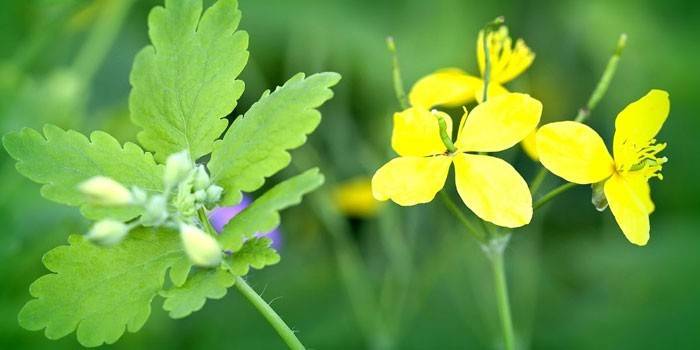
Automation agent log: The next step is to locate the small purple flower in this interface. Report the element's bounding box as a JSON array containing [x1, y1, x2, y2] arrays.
[[208, 196, 282, 250]]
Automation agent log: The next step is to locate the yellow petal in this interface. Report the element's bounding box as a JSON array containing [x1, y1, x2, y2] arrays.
[[520, 130, 539, 161], [392, 108, 451, 157], [604, 174, 652, 246], [453, 154, 532, 228], [536, 121, 614, 184], [455, 93, 542, 153], [372, 156, 452, 206], [613, 89, 670, 165], [474, 82, 510, 104], [408, 69, 482, 109]]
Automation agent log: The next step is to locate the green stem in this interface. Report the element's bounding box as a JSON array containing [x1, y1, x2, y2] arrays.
[[436, 114, 456, 153], [484, 237, 516, 350], [197, 209, 305, 350], [529, 167, 548, 195], [574, 34, 627, 123], [234, 277, 305, 350], [386, 37, 409, 109], [439, 191, 486, 243], [533, 182, 577, 210]]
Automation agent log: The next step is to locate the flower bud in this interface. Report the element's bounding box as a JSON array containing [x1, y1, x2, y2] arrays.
[[164, 151, 192, 187], [180, 224, 222, 267], [193, 166, 210, 190], [79, 176, 132, 206], [194, 189, 207, 202], [141, 195, 168, 227], [86, 219, 129, 246], [206, 185, 224, 203]]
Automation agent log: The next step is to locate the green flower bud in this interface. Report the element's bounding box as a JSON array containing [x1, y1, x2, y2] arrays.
[[206, 185, 223, 203], [79, 176, 132, 206], [194, 189, 207, 202], [131, 187, 148, 205], [179, 224, 222, 267], [193, 166, 210, 190], [164, 151, 192, 187], [86, 219, 129, 246], [141, 195, 168, 226]]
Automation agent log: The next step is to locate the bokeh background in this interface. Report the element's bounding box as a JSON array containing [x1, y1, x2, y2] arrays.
[[1, 0, 699, 349]]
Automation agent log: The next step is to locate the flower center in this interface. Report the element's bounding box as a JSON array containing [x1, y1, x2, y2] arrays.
[[619, 138, 667, 180]]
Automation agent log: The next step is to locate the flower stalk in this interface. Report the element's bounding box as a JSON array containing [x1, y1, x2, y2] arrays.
[[482, 234, 516, 350], [198, 208, 305, 350]]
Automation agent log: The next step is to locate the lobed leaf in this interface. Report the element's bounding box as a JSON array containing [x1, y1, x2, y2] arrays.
[[160, 268, 235, 319], [218, 168, 324, 251], [208, 72, 340, 205], [2, 125, 163, 221], [129, 0, 249, 161], [228, 237, 281, 276], [18, 228, 186, 347]]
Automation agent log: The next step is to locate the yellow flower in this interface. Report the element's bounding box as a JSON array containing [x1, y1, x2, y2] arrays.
[[520, 130, 539, 161], [535, 90, 670, 246], [333, 177, 381, 217], [408, 26, 535, 109], [372, 93, 542, 228]]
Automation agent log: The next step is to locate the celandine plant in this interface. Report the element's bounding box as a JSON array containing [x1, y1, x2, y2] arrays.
[[3, 0, 339, 348], [376, 18, 669, 349]]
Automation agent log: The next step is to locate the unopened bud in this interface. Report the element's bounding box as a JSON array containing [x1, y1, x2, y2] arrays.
[[86, 219, 129, 246], [206, 185, 223, 203], [164, 151, 192, 187], [79, 176, 132, 206], [193, 166, 210, 190], [141, 195, 168, 227], [131, 187, 148, 205], [180, 224, 222, 267], [194, 189, 207, 202]]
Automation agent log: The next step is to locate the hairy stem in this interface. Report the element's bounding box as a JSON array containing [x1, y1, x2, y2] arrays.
[[484, 238, 516, 350], [197, 208, 305, 350], [234, 277, 305, 350]]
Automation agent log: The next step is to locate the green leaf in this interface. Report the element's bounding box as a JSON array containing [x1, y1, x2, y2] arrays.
[[129, 0, 248, 161], [208, 72, 340, 205], [160, 268, 235, 319], [2, 125, 163, 221], [228, 237, 281, 276], [18, 228, 185, 347], [219, 168, 324, 251]]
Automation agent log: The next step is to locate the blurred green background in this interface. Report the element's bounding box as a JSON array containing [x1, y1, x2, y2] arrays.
[[1, 0, 698, 349]]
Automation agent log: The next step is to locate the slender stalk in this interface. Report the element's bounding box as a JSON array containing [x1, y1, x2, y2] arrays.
[[574, 34, 627, 123], [234, 277, 305, 350], [484, 240, 516, 350], [197, 208, 305, 350], [439, 191, 486, 243], [528, 167, 548, 195], [386, 37, 409, 109], [533, 182, 577, 210]]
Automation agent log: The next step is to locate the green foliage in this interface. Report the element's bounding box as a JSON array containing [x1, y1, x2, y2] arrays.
[[161, 268, 235, 319], [228, 237, 281, 276], [209, 72, 340, 205], [4, 0, 339, 346], [129, 0, 248, 162], [219, 168, 324, 251], [17, 229, 186, 347], [2, 124, 162, 221]]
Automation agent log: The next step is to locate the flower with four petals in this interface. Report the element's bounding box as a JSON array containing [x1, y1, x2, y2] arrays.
[[372, 93, 542, 228], [536, 90, 670, 245]]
